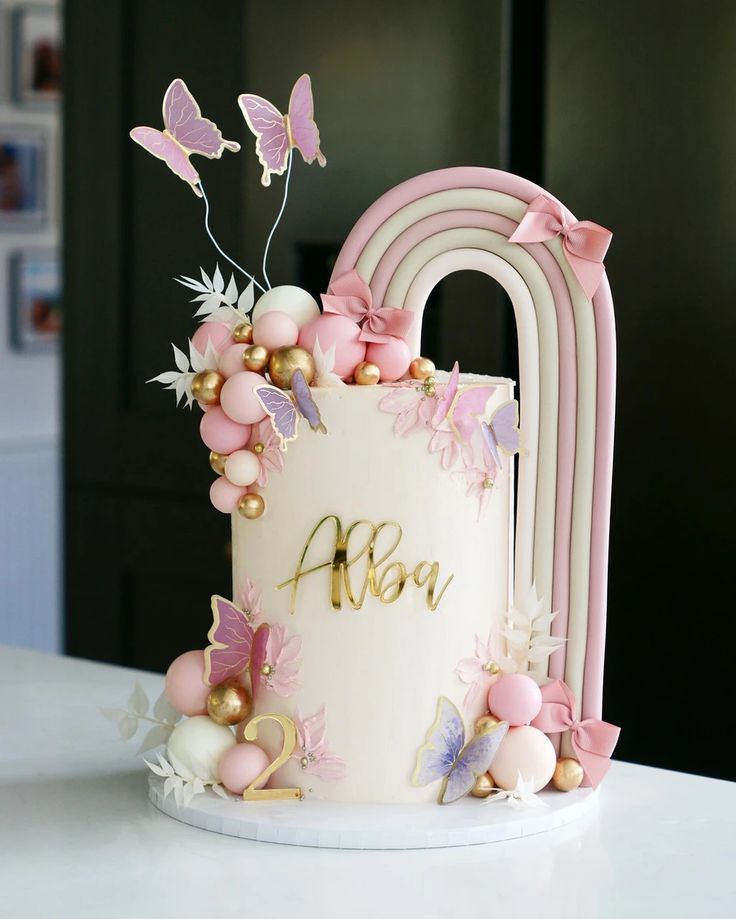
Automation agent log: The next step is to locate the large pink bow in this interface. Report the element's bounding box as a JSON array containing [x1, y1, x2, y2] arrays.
[[509, 195, 612, 299], [531, 679, 620, 788], [321, 270, 414, 344]]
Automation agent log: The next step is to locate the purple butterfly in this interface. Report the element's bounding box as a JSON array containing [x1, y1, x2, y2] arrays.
[[255, 369, 326, 452], [204, 595, 254, 686], [412, 696, 508, 804], [481, 400, 521, 468], [130, 79, 240, 196]]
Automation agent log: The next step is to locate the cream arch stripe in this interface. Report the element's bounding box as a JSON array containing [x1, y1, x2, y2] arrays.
[[331, 168, 614, 722]]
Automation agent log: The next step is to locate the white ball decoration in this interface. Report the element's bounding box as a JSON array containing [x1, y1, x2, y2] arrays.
[[166, 715, 236, 783], [490, 725, 557, 793], [224, 449, 261, 487], [251, 285, 320, 329]]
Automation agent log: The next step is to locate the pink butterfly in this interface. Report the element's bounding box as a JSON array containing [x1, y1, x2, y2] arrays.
[[432, 362, 496, 443], [204, 595, 254, 686], [130, 79, 240, 197], [238, 73, 326, 187], [481, 401, 521, 467]]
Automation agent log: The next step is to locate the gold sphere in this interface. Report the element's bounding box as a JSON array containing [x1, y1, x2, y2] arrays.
[[268, 346, 316, 389], [232, 321, 254, 344], [422, 376, 436, 397], [353, 361, 381, 385], [260, 663, 272, 676], [242, 345, 270, 373], [470, 772, 495, 798], [207, 681, 252, 726], [209, 450, 228, 475], [475, 713, 500, 734], [409, 356, 436, 381], [552, 757, 584, 792], [191, 370, 224, 405], [482, 660, 500, 674], [253, 442, 264, 454], [238, 493, 265, 519]]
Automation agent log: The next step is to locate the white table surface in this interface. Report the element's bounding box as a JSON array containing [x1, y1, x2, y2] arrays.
[[0, 646, 734, 919]]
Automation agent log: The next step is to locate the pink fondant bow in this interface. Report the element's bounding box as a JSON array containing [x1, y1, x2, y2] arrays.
[[509, 195, 612, 299], [531, 679, 620, 788], [321, 270, 414, 344]]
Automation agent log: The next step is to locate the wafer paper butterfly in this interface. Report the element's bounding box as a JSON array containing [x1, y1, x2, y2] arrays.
[[481, 402, 522, 467], [130, 79, 240, 197], [413, 696, 508, 804], [204, 595, 271, 699], [255, 369, 327, 452], [238, 73, 326, 187], [432, 362, 496, 443]]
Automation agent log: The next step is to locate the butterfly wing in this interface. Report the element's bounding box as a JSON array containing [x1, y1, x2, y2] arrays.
[[291, 369, 327, 433], [129, 127, 202, 195], [489, 400, 521, 455], [204, 596, 254, 685], [432, 362, 459, 427], [238, 94, 289, 186], [481, 421, 501, 469], [450, 385, 496, 442], [255, 385, 299, 451], [442, 721, 509, 804], [412, 696, 466, 789], [163, 78, 240, 158], [287, 73, 326, 167], [249, 623, 270, 701]]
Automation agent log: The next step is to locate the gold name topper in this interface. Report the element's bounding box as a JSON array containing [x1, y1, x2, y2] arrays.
[[277, 516, 453, 614]]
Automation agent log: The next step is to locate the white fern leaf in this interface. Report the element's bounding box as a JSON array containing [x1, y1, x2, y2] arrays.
[[238, 281, 255, 314], [152, 692, 181, 725], [212, 264, 224, 294], [119, 715, 138, 742], [211, 782, 229, 799], [175, 274, 210, 294], [224, 274, 238, 305]]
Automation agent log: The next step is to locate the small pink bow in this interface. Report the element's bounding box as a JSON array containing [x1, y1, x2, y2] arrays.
[[509, 195, 612, 299], [531, 679, 620, 788], [321, 270, 414, 344]]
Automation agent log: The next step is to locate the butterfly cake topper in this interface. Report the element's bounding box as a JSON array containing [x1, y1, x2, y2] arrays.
[[255, 368, 327, 452]]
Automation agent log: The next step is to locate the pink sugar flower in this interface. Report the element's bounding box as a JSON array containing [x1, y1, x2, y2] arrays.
[[237, 576, 264, 626], [292, 705, 347, 780], [379, 381, 445, 436], [248, 418, 285, 487], [455, 629, 515, 709], [261, 624, 301, 697]]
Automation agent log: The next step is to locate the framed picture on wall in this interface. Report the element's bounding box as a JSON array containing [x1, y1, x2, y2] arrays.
[[9, 248, 62, 353], [0, 126, 48, 229], [12, 5, 62, 106]]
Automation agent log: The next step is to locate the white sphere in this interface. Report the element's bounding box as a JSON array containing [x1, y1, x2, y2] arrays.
[[167, 715, 236, 783], [251, 285, 320, 329], [224, 449, 261, 487], [490, 725, 557, 793]]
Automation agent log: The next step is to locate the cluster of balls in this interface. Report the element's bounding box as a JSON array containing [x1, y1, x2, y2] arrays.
[[164, 649, 273, 796], [188, 285, 433, 517], [470, 673, 585, 797]]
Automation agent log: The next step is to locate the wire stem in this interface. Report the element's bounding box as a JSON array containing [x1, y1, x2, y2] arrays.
[[200, 180, 265, 293], [261, 149, 293, 290]]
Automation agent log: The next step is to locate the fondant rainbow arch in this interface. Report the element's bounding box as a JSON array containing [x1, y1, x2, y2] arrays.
[[331, 167, 615, 724]]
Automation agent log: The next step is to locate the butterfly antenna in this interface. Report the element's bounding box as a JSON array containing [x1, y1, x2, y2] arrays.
[[199, 180, 265, 294], [261, 149, 293, 290]]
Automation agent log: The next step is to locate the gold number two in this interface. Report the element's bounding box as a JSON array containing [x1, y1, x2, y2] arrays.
[[242, 713, 303, 801]]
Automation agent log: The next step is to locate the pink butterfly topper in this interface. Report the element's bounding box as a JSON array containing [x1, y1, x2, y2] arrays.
[[433, 362, 496, 442], [481, 401, 521, 468], [255, 369, 327, 452], [204, 595, 254, 686], [130, 79, 240, 197], [238, 73, 326, 186]]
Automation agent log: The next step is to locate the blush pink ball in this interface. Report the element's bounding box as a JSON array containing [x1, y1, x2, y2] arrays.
[[364, 338, 411, 382], [164, 650, 209, 716], [488, 674, 543, 726], [218, 343, 249, 379], [218, 741, 271, 794], [252, 311, 299, 351], [209, 476, 247, 513], [192, 321, 233, 355], [200, 406, 251, 454], [490, 725, 557, 793], [219, 371, 269, 425], [224, 450, 260, 487], [298, 314, 366, 379]]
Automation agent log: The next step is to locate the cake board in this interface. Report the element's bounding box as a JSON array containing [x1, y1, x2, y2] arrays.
[[148, 775, 597, 850]]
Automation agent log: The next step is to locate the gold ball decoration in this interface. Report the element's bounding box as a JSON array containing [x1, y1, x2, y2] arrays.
[[209, 450, 228, 475], [252, 442, 265, 454], [232, 321, 254, 344], [353, 361, 381, 385], [552, 757, 584, 792], [470, 772, 495, 798], [260, 663, 273, 676], [268, 345, 316, 389], [475, 714, 500, 734], [191, 370, 224, 405], [237, 493, 265, 519], [242, 345, 270, 373], [409, 356, 436, 381], [422, 376, 436, 397], [206, 681, 253, 726]]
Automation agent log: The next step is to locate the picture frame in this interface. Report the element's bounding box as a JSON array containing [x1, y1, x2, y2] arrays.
[[0, 125, 48, 229], [12, 5, 62, 107], [9, 248, 62, 353]]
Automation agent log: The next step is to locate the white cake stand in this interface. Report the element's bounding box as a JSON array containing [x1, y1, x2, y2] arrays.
[[148, 775, 597, 850]]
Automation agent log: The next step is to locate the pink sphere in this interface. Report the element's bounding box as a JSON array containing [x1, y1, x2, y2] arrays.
[[200, 406, 251, 454], [192, 321, 233, 355], [364, 338, 412, 382], [218, 741, 271, 794], [218, 343, 249, 379], [252, 311, 299, 351], [209, 476, 247, 513], [164, 650, 209, 716], [488, 674, 543, 726], [298, 314, 366, 379], [490, 725, 557, 793], [219, 371, 269, 425], [224, 450, 261, 487]]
